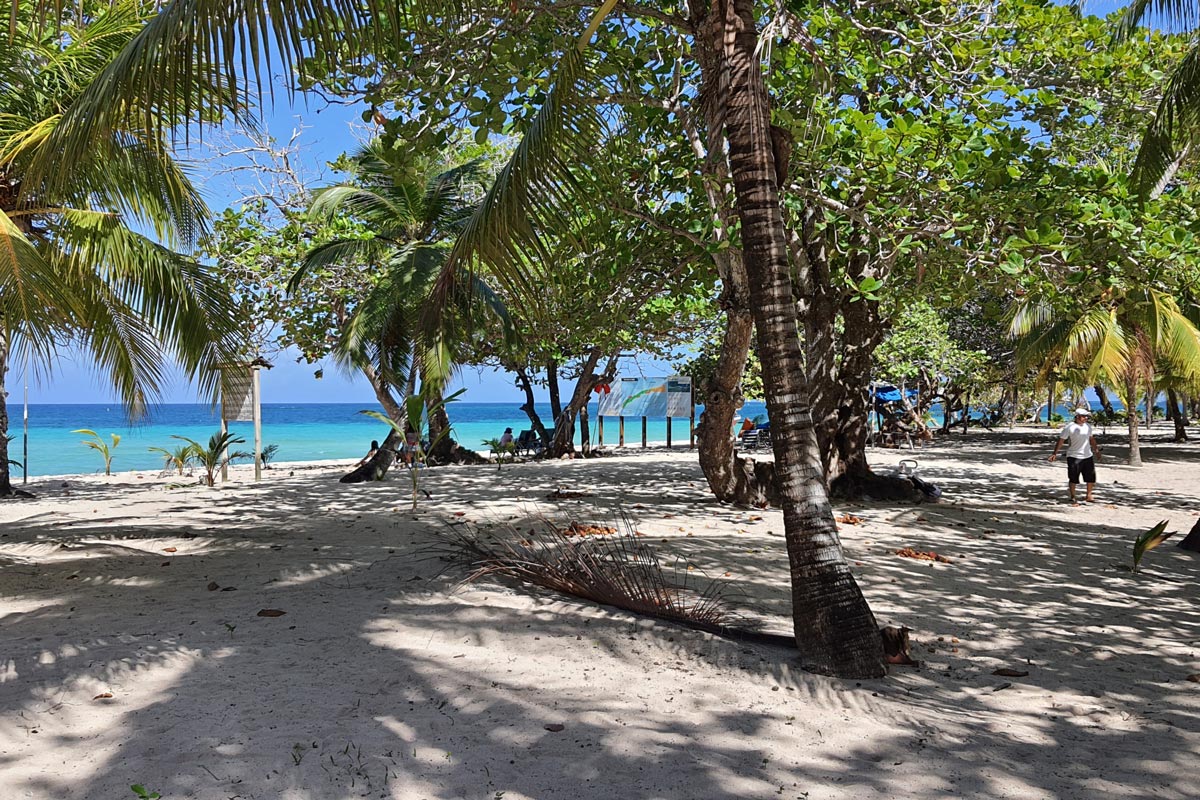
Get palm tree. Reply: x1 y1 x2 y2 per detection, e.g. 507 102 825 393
20 0 886 676
291 140 500 467
173 432 251 487
1100 2 1200 196
1 1 240 496
1011 287 1200 465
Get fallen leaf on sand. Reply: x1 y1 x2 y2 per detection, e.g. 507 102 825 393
915 516 928 522
1187 674 1200 683
562 522 617 538
837 513 864 525
256 609 287 617
162 547 177 553
992 682 1013 692
723 572 732 577
992 668 1029 678
452 512 466 517
895 548 952 563
748 516 763 522
206 581 220 591
160 561 171 567
92 693 113 700
543 723 565 732
220 586 237 592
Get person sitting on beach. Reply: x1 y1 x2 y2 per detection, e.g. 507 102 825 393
355 440 380 467
1049 407 1101 505
739 417 756 436
398 425 420 466
499 427 514 447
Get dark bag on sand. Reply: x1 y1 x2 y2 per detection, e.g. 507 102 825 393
909 474 942 500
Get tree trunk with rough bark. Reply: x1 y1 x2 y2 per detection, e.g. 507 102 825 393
515 367 552 447
1094 384 1115 416
0 334 15 497
425 381 486 466
547 349 616 458
1168 388 1188 442
547 359 563 427
340 429 403 483
1126 379 1143 467
687 21 777 507
707 0 884 678
694 282 778 507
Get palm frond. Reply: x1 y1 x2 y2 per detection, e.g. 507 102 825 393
23 0 413 195
430 45 612 328
0 208 75 355
1130 44 1200 198
1066 306 1129 380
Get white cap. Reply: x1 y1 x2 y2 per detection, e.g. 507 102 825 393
1074 407 1091 416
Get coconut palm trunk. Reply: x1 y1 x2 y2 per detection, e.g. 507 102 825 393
708 0 883 677
0 334 13 496
1168 388 1188 442
1124 377 1143 466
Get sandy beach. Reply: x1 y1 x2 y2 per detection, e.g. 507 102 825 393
2 425 1198 799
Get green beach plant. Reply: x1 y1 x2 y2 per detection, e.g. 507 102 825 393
4 436 20 470
362 387 464 510
171 433 251 487
482 438 515 470
260 444 280 468
72 429 120 476
148 444 193 476
1133 520 1176 573
130 784 162 799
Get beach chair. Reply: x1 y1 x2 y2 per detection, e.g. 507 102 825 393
515 429 541 456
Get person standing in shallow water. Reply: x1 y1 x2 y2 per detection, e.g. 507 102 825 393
1049 407 1102 505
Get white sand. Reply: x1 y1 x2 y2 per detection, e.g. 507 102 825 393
2 425 1199 799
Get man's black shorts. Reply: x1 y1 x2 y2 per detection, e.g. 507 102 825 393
1067 456 1096 485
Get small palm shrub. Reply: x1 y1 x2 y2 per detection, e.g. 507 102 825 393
72 429 120 475
172 432 251 487
148 444 193 476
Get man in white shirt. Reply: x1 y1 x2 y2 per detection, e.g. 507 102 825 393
1049 407 1102 505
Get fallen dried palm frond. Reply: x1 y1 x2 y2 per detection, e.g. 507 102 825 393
895 548 952 563
434 513 747 634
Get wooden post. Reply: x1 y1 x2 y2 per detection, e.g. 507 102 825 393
598 416 604 446
689 399 695 449
641 416 647 448
619 416 625 446
1047 378 1055 427
252 366 263 482
667 417 673 449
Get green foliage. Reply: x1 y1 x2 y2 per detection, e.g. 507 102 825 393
261 444 280 467
1133 520 1176 573
1 0 240 422
482 438 516 470
673 330 763 402
170 433 251 487
147 444 193 476
130 786 161 800
72 429 119 476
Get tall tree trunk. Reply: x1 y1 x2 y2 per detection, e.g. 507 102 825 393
687 22 777 507
547 358 563 427
1094 384 1115 416
1168 388 1188 442
1126 379 1143 467
339 363 407 483
0 334 14 497
547 350 616 458
694 277 778 506
708 0 883 677
515 366 552 447
424 380 485 466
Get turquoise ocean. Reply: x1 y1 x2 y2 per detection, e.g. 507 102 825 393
10 401 762 479
6 395 1159 479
